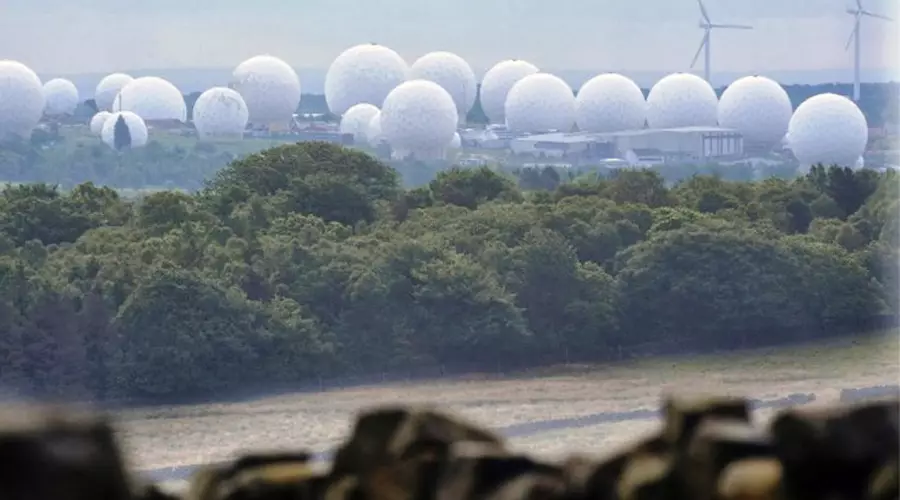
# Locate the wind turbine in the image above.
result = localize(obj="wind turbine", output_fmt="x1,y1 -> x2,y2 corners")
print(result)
846,0 -> 892,102
690,0 -> 753,84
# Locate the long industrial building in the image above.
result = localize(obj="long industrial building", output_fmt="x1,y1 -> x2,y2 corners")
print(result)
509,126 -> 744,165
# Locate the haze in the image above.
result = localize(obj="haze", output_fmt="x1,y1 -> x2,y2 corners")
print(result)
3,0 -> 898,90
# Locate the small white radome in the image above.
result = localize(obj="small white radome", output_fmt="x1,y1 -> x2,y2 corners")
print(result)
94,73 -> 134,112
325,43 -> 409,116
718,75 -> 792,150
646,72 -> 718,129
0,60 -> 45,139
448,131 -> 462,149
409,51 -> 477,119
576,73 -> 646,133
367,111 -> 386,148
504,73 -> 575,134
43,78 -> 80,117
192,87 -> 249,140
101,111 -> 149,150
89,111 -> 113,135
340,103 -> 380,144
113,76 -> 187,122
479,59 -> 539,124
230,55 -> 301,126
380,79 -> 458,159
787,93 -> 868,169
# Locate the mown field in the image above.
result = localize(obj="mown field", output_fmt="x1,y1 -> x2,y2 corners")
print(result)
114,330 -> 899,477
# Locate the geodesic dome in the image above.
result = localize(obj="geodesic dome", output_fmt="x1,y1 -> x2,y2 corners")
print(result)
94,73 -> 133,112
112,76 -> 187,122
0,60 -> 45,139
575,73 -> 646,133
89,111 -> 112,135
380,80 -> 457,160
230,55 -> 301,126
367,111 -> 386,148
325,43 -> 409,116
787,93 -> 868,169
192,87 -> 249,140
505,73 -> 575,134
479,59 -> 539,124
42,78 -> 79,117
646,72 -> 718,129
718,75 -> 792,151
101,111 -> 148,150
409,51 -> 477,120
340,103 -> 380,144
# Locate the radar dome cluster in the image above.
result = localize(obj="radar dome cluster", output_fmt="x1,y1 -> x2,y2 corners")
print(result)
787,93 -> 868,169
325,44 -> 409,116
718,75 -> 792,149
113,76 -> 187,122
646,73 -> 718,128
231,55 -> 301,127
101,111 -> 148,150
94,73 -> 133,112
340,103 -> 380,143
479,59 -> 539,124
576,73 -> 647,133
409,51 -> 477,119
504,73 -> 576,134
192,87 -> 250,139
0,60 -> 45,139
43,78 -> 79,117
380,80 -> 457,160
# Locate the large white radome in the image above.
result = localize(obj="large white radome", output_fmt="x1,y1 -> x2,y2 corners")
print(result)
0,60 -> 45,139
479,59 -> 539,124
101,111 -> 149,150
325,44 -> 409,116
787,93 -> 868,168
367,111 -> 385,148
646,73 -> 718,129
410,51 -> 477,120
89,111 -> 112,135
505,73 -> 575,134
113,76 -> 187,122
94,73 -> 133,112
192,87 -> 249,140
718,75 -> 792,150
230,55 -> 301,127
380,80 -> 458,159
340,103 -> 380,144
576,73 -> 646,133
43,78 -> 79,117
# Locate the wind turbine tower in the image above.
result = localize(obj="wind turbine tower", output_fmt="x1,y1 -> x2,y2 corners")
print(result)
845,0 -> 892,102
690,0 -> 753,84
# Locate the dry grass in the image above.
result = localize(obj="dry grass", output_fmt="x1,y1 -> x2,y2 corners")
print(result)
116,332 -> 899,471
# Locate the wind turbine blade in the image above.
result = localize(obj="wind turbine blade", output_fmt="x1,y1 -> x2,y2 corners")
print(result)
697,0 -> 711,24
690,33 -> 707,68
845,22 -> 858,50
855,0 -> 862,10
861,11 -> 893,21
709,23 -> 754,29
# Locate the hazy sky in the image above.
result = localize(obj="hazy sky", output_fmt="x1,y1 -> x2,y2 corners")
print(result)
2,0 -> 898,76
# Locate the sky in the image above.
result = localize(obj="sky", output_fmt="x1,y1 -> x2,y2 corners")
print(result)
2,0 -> 898,80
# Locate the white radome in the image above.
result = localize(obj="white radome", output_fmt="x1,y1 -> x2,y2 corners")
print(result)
787,93 -> 868,169
0,60 -> 45,139
505,73 -> 575,134
576,73 -> 646,133
230,55 -> 301,127
192,87 -> 249,140
101,111 -> 149,150
340,103 -> 380,144
854,156 -> 865,169
409,51 -> 477,120
380,79 -> 458,160
367,111 -> 386,148
89,111 -> 112,135
479,59 -> 539,124
113,76 -> 187,122
718,75 -> 792,150
646,72 -> 718,129
42,78 -> 80,117
448,132 -> 462,149
325,43 -> 409,116
94,73 -> 133,112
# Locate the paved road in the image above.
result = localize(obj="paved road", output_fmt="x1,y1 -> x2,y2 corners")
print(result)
140,387 -> 871,483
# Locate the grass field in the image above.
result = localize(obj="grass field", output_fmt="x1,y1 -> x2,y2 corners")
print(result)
115,332 -> 899,474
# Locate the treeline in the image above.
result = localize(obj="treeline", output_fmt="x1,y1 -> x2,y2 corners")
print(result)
0,142 -> 897,403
